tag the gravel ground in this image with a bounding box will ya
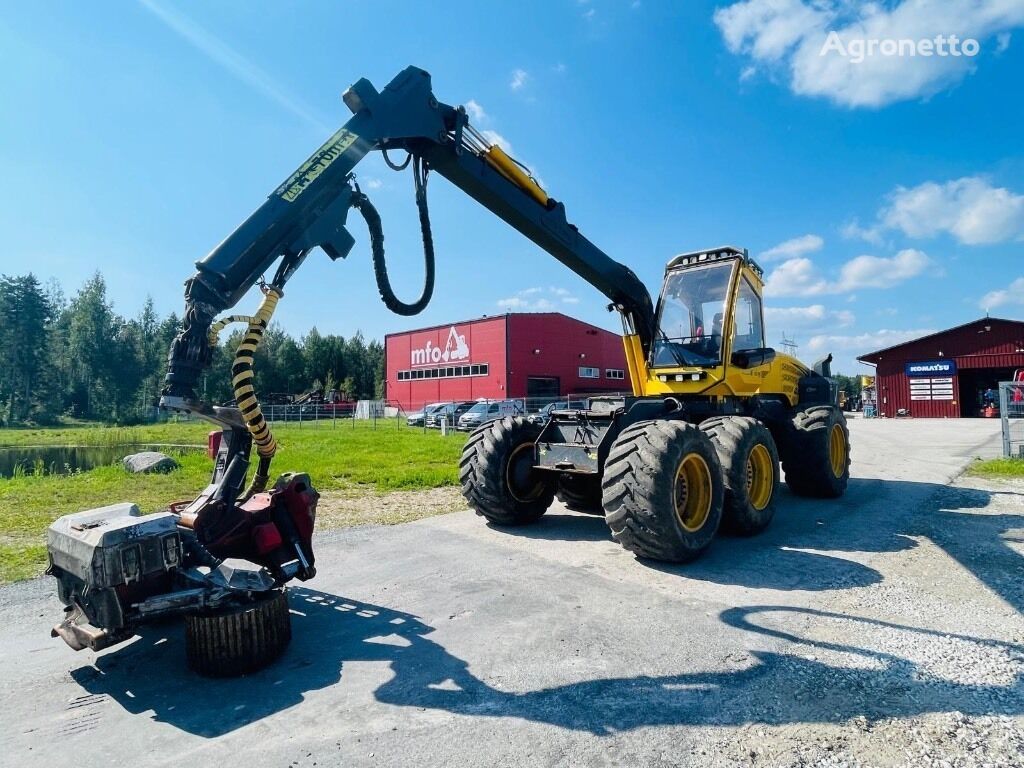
[710,473,1024,768]
[315,485,465,529]
[0,418,1021,767]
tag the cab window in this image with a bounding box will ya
[651,261,734,367]
[732,276,765,352]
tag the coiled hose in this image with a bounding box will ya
[348,155,435,316]
[209,284,282,499]
[206,155,433,500]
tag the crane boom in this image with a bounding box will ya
[161,65,654,405]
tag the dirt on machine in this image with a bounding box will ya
[44,66,850,677]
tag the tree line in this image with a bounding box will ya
[0,272,384,425]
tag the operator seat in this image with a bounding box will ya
[708,312,724,358]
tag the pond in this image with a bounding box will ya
[0,444,205,478]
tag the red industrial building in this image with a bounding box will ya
[385,313,628,412]
[857,317,1024,418]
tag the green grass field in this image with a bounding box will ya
[966,456,1024,478]
[0,420,467,583]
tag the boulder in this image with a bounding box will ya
[123,451,179,474]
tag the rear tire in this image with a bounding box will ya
[780,405,850,498]
[460,417,555,525]
[700,416,779,535]
[185,589,291,677]
[556,474,603,514]
[602,420,723,563]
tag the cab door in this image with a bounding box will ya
[726,274,771,395]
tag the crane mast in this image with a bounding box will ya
[160,66,655,410]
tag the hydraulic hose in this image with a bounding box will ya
[348,156,435,316]
[210,285,282,498]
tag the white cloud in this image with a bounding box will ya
[363,177,383,190]
[841,219,884,245]
[462,100,513,153]
[464,100,545,184]
[760,233,824,262]
[480,129,514,155]
[805,327,937,355]
[716,0,827,62]
[835,248,933,290]
[497,286,580,312]
[881,177,1024,244]
[510,69,529,91]
[980,276,1024,310]
[714,0,1024,108]
[464,99,486,122]
[765,249,933,296]
[765,303,855,332]
[764,257,830,297]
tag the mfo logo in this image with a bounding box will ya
[411,326,470,367]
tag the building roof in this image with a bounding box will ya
[383,311,619,339]
[856,316,1024,364]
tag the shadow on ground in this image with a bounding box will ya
[69,477,1024,738]
[491,477,1023,610]
[71,589,1023,738]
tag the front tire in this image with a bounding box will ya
[780,405,850,498]
[700,416,780,535]
[460,417,555,525]
[602,420,724,563]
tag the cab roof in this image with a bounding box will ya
[664,245,763,281]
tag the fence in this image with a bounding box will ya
[999,381,1024,458]
[257,393,631,434]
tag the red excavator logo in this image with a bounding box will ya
[411,326,470,366]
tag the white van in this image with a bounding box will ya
[457,399,525,431]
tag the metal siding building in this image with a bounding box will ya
[385,313,628,412]
[857,317,1024,418]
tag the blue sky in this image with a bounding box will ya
[1,0,1022,374]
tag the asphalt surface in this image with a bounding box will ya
[1,418,1020,768]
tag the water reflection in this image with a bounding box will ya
[0,444,203,477]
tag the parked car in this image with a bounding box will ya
[526,400,589,426]
[426,401,477,428]
[407,402,447,427]
[457,400,524,431]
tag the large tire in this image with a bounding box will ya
[602,420,724,563]
[556,473,603,514]
[185,589,291,677]
[700,416,780,536]
[460,417,555,526]
[780,405,850,498]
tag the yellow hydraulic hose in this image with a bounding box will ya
[209,285,282,498]
[231,286,281,459]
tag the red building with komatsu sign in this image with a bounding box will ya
[385,313,628,412]
[857,317,1024,418]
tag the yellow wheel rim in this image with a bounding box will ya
[673,453,713,532]
[746,443,774,511]
[828,423,847,478]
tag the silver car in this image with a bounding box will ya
[457,400,524,431]
[426,401,476,428]
[407,402,447,427]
